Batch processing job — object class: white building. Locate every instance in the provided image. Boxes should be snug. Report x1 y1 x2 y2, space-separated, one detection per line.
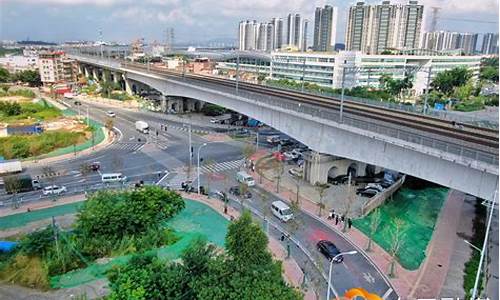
0 56 38 73
38 51 78 85
345 1 424 54
270 51 481 95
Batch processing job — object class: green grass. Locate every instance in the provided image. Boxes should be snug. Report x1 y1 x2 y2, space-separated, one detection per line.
353 187 448 270
0 130 86 159
0 99 61 123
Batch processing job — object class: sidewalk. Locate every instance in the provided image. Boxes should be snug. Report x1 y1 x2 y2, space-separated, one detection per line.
180 192 315 300
250 150 466 299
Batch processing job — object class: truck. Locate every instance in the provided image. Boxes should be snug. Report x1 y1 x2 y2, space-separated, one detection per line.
3 174 41 194
0 159 22 175
135 121 149 134
209 114 232 124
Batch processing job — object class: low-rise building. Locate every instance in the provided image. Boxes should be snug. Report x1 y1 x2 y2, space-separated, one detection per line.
270 51 481 95
38 51 78 85
0 55 38 73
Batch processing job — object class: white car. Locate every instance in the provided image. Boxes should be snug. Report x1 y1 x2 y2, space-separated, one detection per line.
106 111 116 118
42 185 67 196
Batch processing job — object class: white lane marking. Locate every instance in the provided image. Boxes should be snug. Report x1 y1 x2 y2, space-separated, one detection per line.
382 288 393 300
155 171 170 185
363 272 375 284
135 143 146 153
113 126 123 142
77 179 86 183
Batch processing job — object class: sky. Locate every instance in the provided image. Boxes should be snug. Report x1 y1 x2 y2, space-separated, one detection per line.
0 0 499 44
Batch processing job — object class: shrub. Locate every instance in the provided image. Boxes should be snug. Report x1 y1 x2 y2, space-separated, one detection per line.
201 103 226 116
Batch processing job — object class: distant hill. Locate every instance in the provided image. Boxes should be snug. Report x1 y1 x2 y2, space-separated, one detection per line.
17 40 57 46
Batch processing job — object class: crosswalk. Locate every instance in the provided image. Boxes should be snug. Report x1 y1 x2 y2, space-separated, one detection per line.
164 159 244 188
110 142 146 152
199 159 244 174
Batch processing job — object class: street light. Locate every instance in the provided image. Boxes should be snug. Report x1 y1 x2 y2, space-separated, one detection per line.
183 123 193 175
463 239 482 252
197 143 207 194
327 250 358 300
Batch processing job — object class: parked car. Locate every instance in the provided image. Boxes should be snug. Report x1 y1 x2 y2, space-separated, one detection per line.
356 188 378 197
288 168 303 178
73 100 82 105
328 175 349 185
283 151 298 161
209 190 225 200
229 186 252 198
42 185 67 196
106 111 116 118
380 181 393 188
316 240 343 263
365 183 384 192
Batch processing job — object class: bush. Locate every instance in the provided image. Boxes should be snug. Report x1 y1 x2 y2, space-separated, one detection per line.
6 89 36 98
201 103 226 116
75 186 184 257
454 98 485 112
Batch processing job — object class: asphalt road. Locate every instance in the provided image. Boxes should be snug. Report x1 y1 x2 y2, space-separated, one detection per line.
0 98 397 300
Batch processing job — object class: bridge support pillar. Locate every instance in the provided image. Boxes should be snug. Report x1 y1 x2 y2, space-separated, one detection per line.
112 72 119 84
92 68 98 81
84 66 90 78
123 75 133 95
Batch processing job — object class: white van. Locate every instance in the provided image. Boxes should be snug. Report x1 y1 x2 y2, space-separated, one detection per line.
236 171 255 186
271 201 294 222
101 173 127 183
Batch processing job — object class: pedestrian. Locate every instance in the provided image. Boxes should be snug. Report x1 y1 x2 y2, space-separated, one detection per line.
328 208 335 220
341 214 345 222
335 215 339 225
348 218 352 229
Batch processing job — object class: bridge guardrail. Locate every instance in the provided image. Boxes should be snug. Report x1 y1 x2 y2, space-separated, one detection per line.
71 54 499 168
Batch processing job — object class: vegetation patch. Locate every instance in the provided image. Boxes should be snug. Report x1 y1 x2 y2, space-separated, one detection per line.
0 130 85 159
353 185 448 270
0 186 184 290
0 98 61 123
463 198 487 299
107 211 302 300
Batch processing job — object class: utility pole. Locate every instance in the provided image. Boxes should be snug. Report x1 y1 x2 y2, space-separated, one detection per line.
423 66 432 114
301 58 306 92
340 67 347 123
236 52 240 93
472 191 497 299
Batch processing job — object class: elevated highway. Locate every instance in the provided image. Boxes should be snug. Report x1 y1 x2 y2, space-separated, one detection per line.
71 54 499 200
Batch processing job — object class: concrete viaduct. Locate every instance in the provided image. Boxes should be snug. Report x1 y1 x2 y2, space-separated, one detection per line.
73 55 499 201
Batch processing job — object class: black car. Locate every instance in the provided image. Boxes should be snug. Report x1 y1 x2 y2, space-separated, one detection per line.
316 240 343 263
229 186 252 198
328 175 349 185
357 188 378 197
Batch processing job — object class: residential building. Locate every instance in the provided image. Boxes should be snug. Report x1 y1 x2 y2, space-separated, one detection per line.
270 18 284 50
313 5 338 52
421 31 461 51
481 33 499 55
239 20 279 52
0 56 38 73
38 51 78 85
345 1 423 54
458 33 479 55
269 51 481 95
286 13 308 51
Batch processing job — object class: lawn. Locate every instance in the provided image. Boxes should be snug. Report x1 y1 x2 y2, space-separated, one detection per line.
353 187 449 270
0 130 86 159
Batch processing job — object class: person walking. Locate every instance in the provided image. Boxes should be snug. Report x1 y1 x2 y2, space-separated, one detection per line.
341 214 345 222
335 215 339 225
348 218 352 229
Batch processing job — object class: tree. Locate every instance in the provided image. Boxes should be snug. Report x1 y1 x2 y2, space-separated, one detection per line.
4 175 22 208
453 82 475 101
388 218 406 278
315 182 329 217
225 210 272 268
13 70 42 87
0 67 10 83
431 67 472 96
241 143 256 166
271 158 284 193
105 118 114 134
480 66 499 83
366 208 381 252
342 175 356 232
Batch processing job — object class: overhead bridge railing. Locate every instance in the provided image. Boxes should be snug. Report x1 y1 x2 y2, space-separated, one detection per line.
72 54 499 169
